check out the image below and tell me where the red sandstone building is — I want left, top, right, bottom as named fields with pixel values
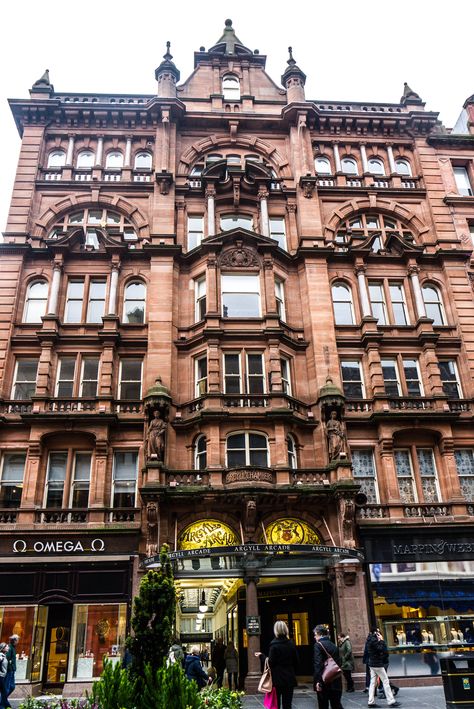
left=1, top=19, right=474, bottom=695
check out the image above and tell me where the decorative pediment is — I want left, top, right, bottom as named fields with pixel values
left=219, top=241, right=260, bottom=269
left=203, top=227, right=280, bottom=252
left=47, top=227, right=123, bottom=253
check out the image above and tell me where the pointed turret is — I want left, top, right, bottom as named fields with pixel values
left=30, top=69, right=54, bottom=97
left=281, top=47, right=306, bottom=103
left=400, top=82, right=424, bottom=109
left=155, top=41, right=180, bottom=98
left=207, top=19, right=253, bottom=57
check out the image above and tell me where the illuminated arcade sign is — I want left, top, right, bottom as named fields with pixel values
left=177, top=520, right=239, bottom=550
left=264, top=518, right=321, bottom=545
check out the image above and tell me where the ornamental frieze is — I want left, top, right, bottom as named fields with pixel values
left=219, top=245, right=260, bottom=269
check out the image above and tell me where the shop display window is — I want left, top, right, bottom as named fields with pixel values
left=0, top=606, right=37, bottom=682
left=70, top=604, right=127, bottom=680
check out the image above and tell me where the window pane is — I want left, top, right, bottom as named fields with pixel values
left=65, top=280, right=84, bottom=323
left=249, top=449, right=268, bottom=467
left=247, top=354, right=263, bottom=375
left=341, top=361, right=363, bottom=398
left=135, top=152, right=152, bottom=169
left=341, top=158, right=358, bottom=175
left=14, top=359, right=38, bottom=399
left=220, top=215, right=253, bottom=231
left=269, top=218, right=286, bottom=250
left=395, top=160, right=411, bottom=176
left=113, top=452, right=138, bottom=480
left=57, top=358, right=75, bottom=397
left=121, top=360, right=141, bottom=381
left=333, top=302, right=354, bottom=325
left=249, top=433, right=266, bottom=449
left=227, top=450, right=246, bottom=467
left=403, top=359, right=421, bottom=396
left=74, top=453, right=92, bottom=481
left=439, top=360, right=460, bottom=398
left=223, top=293, right=259, bottom=318
left=228, top=433, right=245, bottom=449
left=315, top=157, right=331, bottom=175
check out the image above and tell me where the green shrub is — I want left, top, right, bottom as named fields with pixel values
left=199, top=686, right=244, bottom=709
left=138, top=662, right=201, bottom=709
left=87, top=657, right=136, bottom=709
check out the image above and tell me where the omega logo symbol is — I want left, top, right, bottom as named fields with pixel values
left=13, top=539, right=27, bottom=553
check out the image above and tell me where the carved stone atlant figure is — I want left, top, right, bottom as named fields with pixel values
left=146, top=502, right=159, bottom=557
left=326, top=410, right=347, bottom=461
left=145, top=409, right=167, bottom=461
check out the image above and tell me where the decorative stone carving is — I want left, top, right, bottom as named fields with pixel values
left=225, top=469, right=274, bottom=485
left=326, top=410, right=347, bottom=461
left=337, top=494, right=356, bottom=549
left=146, top=502, right=159, bottom=558
left=219, top=244, right=259, bottom=269
left=143, top=377, right=171, bottom=463
left=145, top=410, right=167, bottom=461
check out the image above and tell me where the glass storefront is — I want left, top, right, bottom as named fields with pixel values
left=70, top=604, right=127, bottom=680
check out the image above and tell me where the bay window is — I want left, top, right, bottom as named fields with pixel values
left=221, top=274, right=260, bottom=317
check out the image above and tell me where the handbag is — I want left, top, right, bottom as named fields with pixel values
left=258, top=657, right=273, bottom=693
left=318, top=641, right=342, bottom=684
left=263, top=687, right=278, bottom=709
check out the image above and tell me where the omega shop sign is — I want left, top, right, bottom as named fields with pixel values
left=12, top=538, right=106, bottom=554
left=0, top=533, right=139, bottom=557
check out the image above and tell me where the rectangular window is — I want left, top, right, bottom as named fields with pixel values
left=389, top=283, right=409, bottom=325
left=45, top=452, right=68, bottom=508
left=71, top=603, right=127, bottom=680
left=275, top=279, right=286, bottom=321
left=340, top=360, right=364, bottom=398
left=86, top=280, right=106, bottom=323
left=12, top=359, right=39, bottom=400
left=280, top=358, right=292, bottom=396
left=455, top=449, right=474, bottom=502
left=352, top=450, right=378, bottom=504
left=269, top=217, right=287, bottom=250
left=112, top=451, right=138, bottom=507
left=187, top=216, right=204, bottom=250
left=56, top=357, right=76, bottom=397
left=246, top=353, right=265, bottom=395
left=80, top=358, right=100, bottom=397
left=417, top=448, right=440, bottom=503
left=224, top=353, right=242, bottom=394
left=0, top=453, right=26, bottom=507
left=381, top=358, right=401, bottom=396
left=119, top=360, right=142, bottom=399
left=368, top=282, right=387, bottom=325
left=439, top=360, right=462, bottom=399
left=195, top=276, right=206, bottom=321
left=221, top=274, right=260, bottom=317
left=70, top=452, right=92, bottom=508
left=195, top=355, right=208, bottom=397
left=403, top=358, right=423, bottom=396
left=394, top=449, right=417, bottom=503
left=65, top=280, right=84, bottom=323
left=453, top=166, right=473, bottom=196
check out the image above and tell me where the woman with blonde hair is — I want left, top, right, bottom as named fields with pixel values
left=256, top=621, right=299, bottom=709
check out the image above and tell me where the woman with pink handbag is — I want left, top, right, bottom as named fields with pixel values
left=313, top=625, right=344, bottom=709
left=255, top=621, right=299, bottom=709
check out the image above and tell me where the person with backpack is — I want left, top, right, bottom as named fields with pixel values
left=313, top=625, right=344, bottom=709
left=0, top=643, right=9, bottom=709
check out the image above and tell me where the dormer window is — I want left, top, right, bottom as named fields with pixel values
left=222, top=75, right=240, bottom=101
left=220, top=214, right=253, bottom=232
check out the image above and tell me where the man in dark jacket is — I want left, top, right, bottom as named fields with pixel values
left=185, top=645, right=208, bottom=689
left=313, top=625, right=343, bottom=709
left=366, top=629, right=401, bottom=707
left=211, top=637, right=226, bottom=688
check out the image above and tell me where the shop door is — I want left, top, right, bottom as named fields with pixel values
left=42, top=604, right=73, bottom=689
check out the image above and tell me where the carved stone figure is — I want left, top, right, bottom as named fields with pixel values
left=326, top=410, right=346, bottom=461
left=145, top=409, right=167, bottom=461
left=339, top=495, right=356, bottom=548
left=146, top=501, right=159, bottom=558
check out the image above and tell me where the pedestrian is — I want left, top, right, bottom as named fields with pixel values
left=377, top=642, right=399, bottom=701
left=4, top=635, right=19, bottom=701
left=313, top=624, right=343, bottom=709
left=201, top=648, right=209, bottom=667
left=337, top=633, right=355, bottom=692
left=256, top=620, right=299, bottom=709
left=168, top=638, right=185, bottom=667
left=184, top=645, right=208, bottom=690
left=224, top=640, right=239, bottom=690
left=211, top=637, right=226, bottom=688
left=362, top=639, right=370, bottom=693
left=0, top=643, right=9, bottom=709
left=366, top=628, right=400, bottom=707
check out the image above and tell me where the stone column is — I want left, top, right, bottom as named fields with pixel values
left=107, top=263, right=120, bottom=316
left=329, top=564, right=370, bottom=669
left=206, top=187, right=216, bottom=237
left=355, top=265, right=372, bottom=318
left=244, top=570, right=261, bottom=693
left=258, top=189, right=270, bottom=237
left=96, top=136, right=104, bottom=167
left=408, top=265, right=427, bottom=319
left=66, top=134, right=75, bottom=166
left=124, top=135, right=132, bottom=168
left=366, top=343, right=385, bottom=397
left=207, top=340, right=220, bottom=393
left=161, top=110, right=170, bottom=172
left=47, top=262, right=62, bottom=315
left=206, top=256, right=218, bottom=315
left=333, top=142, right=342, bottom=172
left=387, top=144, right=396, bottom=174
left=360, top=144, right=369, bottom=173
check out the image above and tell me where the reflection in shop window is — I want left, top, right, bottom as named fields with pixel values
left=70, top=603, right=127, bottom=679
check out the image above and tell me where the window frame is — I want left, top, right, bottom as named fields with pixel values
left=187, top=215, right=205, bottom=251
left=118, top=359, right=143, bottom=400
left=44, top=451, right=69, bottom=508
left=340, top=360, right=365, bottom=399
left=222, top=75, right=241, bottom=101
left=195, top=355, right=208, bottom=397
left=79, top=357, right=100, bottom=398
left=105, top=151, right=124, bottom=170
left=453, top=165, right=473, bottom=197
left=23, top=280, right=48, bottom=323
left=381, top=358, right=401, bottom=396
left=69, top=452, right=92, bottom=508
left=314, top=156, right=332, bottom=175
left=220, top=213, right=254, bottom=232
left=422, top=284, right=446, bottom=326
left=367, top=157, right=386, bottom=175
left=221, top=273, right=261, bottom=318
left=280, top=357, right=292, bottom=396
left=438, top=359, right=462, bottom=399
left=12, top=358, right=39, bottom=400
left=455, top=449, right=474, bottom=502
left=123, top=281, right=146, bottom=325
left=388, top=282, right=410, bottom=326
left=332, top=282, right=355, bottom=325
left=194, top=435, right=207, bottom=471
left=269, top=217, right=287, bottom=250
left=395, top=159, right=412, bottom=177
left=287, top=434, right=297, bottom=470
left=368, top=281, right=388, bottom=325
left=226, top=431, right=269, bottom=468
left=0, top=452, right=26, bottom=508
left=76, top=151, right=95, bottom=169
left=134, top=152, right=152, bottom=170
left=275, top=278, right=286, bottom=321
left=394, top=448, right=418, bottom=503
left=47, top=151, right=66, bottom=168
left=341, top=157, right=358, bottom=175
left=351, top=449, right=379, bottom=504
left=64, top=277, right=108, bottom=324
left=195, top=276, right=207, bottom=322
left=112, top=451, right=138, bottom=508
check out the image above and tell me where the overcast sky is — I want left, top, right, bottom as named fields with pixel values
left=1, top=0, right=473, bottom=232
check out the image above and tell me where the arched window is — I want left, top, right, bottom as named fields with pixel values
left=341, top=157, right=358, bottom=175
left=226, top=432, right=269, bottom=468
left=222, top=75, right=240, bottom=101
left=106, top=152, right=124, bottom=169
left=368, top=158, right=385, bottom=175
left=190, top=164, right=203, bottom=177
left=332, top=283, right=355, bottom=325
left=287, top=435, right=297, bottom=469
left=422, top=284, right=446, bottom=326
left=226, top=154, right=241, bottom=164
left=194, top=435, right=207, bottom=470
left=134, top=152, right=152, bottom=170
left=47, top=151, right=66, bottom=168
left=76, top=151, right=95, bottom=169
left=315, top=156, right=332, bottom=175
left=123, top=282, right=146, bottom=324
left=395, top=159, right=412, bottom=176
left=23, top=280, right=48, bottom=323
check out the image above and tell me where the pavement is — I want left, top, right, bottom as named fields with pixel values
left=243, top=685, right=446, bottom=708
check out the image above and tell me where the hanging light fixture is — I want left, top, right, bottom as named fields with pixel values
left=197, top=612, right=204, bottom=620
left=199, top=590, right=208, bottom=613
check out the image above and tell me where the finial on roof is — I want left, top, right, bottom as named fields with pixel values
left=155, top=40, right=180, bottom=95
left=30, top=69, right=54, bottom=95
left=400, top=81, right=423, bottom=106
left=164, top=41, right=173, bottom=61
left=287, top=46, right=295, bottom=66
left=281, top=45, right=306, bottom=102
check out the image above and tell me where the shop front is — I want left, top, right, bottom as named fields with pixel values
left=0, top=532, right=138, bottom=696
left=361, top=526, right=474, bottom=679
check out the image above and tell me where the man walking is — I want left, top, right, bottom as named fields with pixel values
left=313, top=624, right=344, bottom=709
left=366, top=628, right=401, bottom=707
left=5, top=634, right=19, bottom=701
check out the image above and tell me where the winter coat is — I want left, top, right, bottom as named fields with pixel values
left=313, top=636, right=342, bottom=689
left=268, top=636, right=299, bottom=688
left=0, top=653, right=7, bottom=679
left=185, top=654, right=208, bottom=689
left=211, top=642, right=226, bottom=670
left=366, top=633, right=389, bottom=667
left=338, top=637, right=355, bottom=671
left=169, top=643, right=184, bottom=665
left=224, top=646, right=238, bottom=673
left=6, top=645, right=16, bottom=673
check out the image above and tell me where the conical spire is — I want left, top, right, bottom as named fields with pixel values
left=400, top=81, right=423, bottom=106
left=214, top=19, right=244, bottom=54
left=155, top=41, right=180, bottom=97
left=281, top=46, right=306, bottom=103
left=30, top=69, right=54, bottom=96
